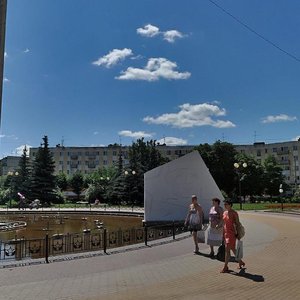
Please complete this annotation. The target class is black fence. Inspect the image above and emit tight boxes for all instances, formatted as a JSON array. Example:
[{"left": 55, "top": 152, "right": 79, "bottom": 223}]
[{"left": 0, "top": 222, "right": 186, "bottom": 263}]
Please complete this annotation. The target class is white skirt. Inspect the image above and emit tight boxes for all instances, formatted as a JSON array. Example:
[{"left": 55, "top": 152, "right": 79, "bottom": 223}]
[{"left": 207, "top": 225, "right": 223, "bottom": 246}]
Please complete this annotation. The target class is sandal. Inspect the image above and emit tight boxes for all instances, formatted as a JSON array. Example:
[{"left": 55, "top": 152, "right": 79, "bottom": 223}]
[{"left": 220, "top": 266, "right": 229, "bottom": 273}]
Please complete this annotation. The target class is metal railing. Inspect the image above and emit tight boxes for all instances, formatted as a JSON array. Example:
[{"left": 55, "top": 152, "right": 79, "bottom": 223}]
[{"left": 0, "top": 222, "right": 186, "bottom": 263}]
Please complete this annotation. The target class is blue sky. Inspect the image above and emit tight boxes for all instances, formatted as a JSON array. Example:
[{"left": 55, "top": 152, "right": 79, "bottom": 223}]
[{"left": 1, "top": 0, "right": 300, "bottom": 157}]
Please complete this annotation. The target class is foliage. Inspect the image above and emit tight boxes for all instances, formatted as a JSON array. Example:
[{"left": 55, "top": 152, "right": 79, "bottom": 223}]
[
  {"left": 263, "top": 155, "right": 285, "bottom": 197},
  {"left": 55, "top": 172, "right": 68, "bottom": 191},
  {"left": 234, "top": 153, "right": 265, "bottom": 198},
  {"left": 0, "top": 188, "right": 11, "bottom": 205},
  {"left": 15, "top": 146, "right": 31, "bottom": 198},
  {"left": 127, "top": 139, "right": 167, "bottom": 206},
  {"left": 30, "top": 136, "right": 57, "bottom": 204},
  {"left": 194, "top": 141, "right": 238, "bottom": 196},
  {"left": 69, "top": 172, "right": 84, "bottom": 201},
  {"left": 84, "top": 167, "right": 116, "bottom": 203}
]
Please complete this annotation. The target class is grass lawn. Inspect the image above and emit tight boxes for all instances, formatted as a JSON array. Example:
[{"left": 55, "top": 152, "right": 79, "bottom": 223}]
[{"left": 233, "top": 202, "right": 300, "bottom": 211}]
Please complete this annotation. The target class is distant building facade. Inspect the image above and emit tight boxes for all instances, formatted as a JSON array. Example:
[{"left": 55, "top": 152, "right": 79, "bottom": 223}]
[
  {"left": 2, "top": 140, "right": 299, "bottom": 187},
  {"left": 235, "top": 140, "right": 300, "bottom": 187},
  {"left": 0, "top": 156, "right": 21, "bottom": 176},
  {"left": 28, "top": 145, "right": 195, "bottom": 176}
]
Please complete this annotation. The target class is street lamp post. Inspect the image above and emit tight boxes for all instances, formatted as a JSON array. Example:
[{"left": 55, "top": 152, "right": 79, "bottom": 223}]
[
  {"left": 234, "top": 162, "right": 247, "bottom": 210},
  {"left": 279, "top": 184, "right": 284, "bottom": 211}
]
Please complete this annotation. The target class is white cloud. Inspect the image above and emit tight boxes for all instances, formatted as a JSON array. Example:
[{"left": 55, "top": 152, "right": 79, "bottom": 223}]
[
  {"left": 23, "top": 48, "right": 30, "bottom": 53},
  {"left": 116, "top": 58, "right": 191, "bottom": 81},
  {"left": 4, "top": 52, "right": 7, "bottom": 58},
  {"left": 92, "top": 48, "right": 133, "bottom": 68},
  {"left": 294, "top": 136, "right": 300, "bottom": 141},
  {"left": 118, "top": 130, "right": 154, "bottom": 139},
  {"left": 137, "top": 24, "right": 160, "bottom": 37},
  {"left": 93, "top": 131, "right": 99, "bottom": 135},
  {"left": 157, "top": 136, "right": 188, "bottom": 146},
  {"left": 163, "top": 30, "right": 184, "bottom": 43},
  {"left": 143, "top": 103, "right": 236, "bottom": 128},
  {"left": 262, "top": 114, "right": 297, "bottom": 124},
  {"left": 3, "top": 77, "right": 10, "bottom": 82},
  {"left": 14, "top": 144, "right": 31, "bottom": 156},
  {"left": 137, "top": 24, "right": 185, "bottom": 43},
  {"left": 0, "top": 134, "right": 18, "bottom": 140}
]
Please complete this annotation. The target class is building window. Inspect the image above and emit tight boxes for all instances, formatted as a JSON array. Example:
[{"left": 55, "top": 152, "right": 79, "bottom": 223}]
[
  {"left": 272, "top": 148, "right": 277, "bottom": 153},
  {"left": 257, "top": 150, "right": 261, "bottom": 157},
  {"left": 294, "top": 156, "right": 298, "bottom": 161},
  {"left": 293, "top": 146, "right": 298, "bottom": 150},
  {"left": 265, "top": 149, "right": 268, "bottom": 154}
]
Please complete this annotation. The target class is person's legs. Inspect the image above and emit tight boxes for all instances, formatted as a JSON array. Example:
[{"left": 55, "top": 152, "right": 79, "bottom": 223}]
[
  {"left": 232, "top": 244, "right": 245, "bottom": 268},
  {"left": 209, "top": 245, "right": 214, "bottom": 256},
  {"left": 221, "top": 244, "right": 230, "bottom": 272},
  {"left": 192, "top": 231, "right": 199, "bottom": 252}
]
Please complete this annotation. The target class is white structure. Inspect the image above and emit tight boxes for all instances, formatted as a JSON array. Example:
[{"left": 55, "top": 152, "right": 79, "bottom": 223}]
[{"left": 144, "top": 151, "right": 224, "bottom": 223}]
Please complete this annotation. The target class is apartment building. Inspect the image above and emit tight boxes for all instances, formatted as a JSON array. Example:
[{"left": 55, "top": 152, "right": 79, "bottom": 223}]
[
  {"left": 3, "top": 141, "right": 299, "bottom": 187},
  {"left": 28, "top": 145, "right": 195, "bottom": 176},
  {"left": 0, "top": 156, "right": 21, "bottom": 176},
  {"left": 235, "top": 140, "right": 300, "bottom": 186}
]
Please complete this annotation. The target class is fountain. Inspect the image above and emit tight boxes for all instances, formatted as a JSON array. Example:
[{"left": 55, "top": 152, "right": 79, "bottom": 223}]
[{"left": 0, "top": 221, "right": 27, "bottom": 231}]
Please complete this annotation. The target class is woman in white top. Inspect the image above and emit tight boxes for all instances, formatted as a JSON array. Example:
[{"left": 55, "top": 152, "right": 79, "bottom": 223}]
[
  {"left": 207, "top": 198, "right": 224, "bottom": 257},
  {"left": 184, "top": 195, "right": 204, "bottom": 253}
]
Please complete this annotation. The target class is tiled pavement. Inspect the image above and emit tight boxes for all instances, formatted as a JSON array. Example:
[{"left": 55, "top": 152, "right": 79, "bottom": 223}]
[{"left": 0, "top": 211, "right": 299, "bottom": 300}]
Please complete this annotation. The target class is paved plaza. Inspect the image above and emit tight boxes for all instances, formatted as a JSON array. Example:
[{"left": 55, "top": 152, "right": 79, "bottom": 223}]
[{"left": 0, "top": 211, "right": 300, "bottom": 300}]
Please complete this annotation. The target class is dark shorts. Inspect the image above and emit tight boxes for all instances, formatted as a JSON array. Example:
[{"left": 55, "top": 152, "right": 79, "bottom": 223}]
[{"left": 189, "top": 224, "right": 202, "bottom": 232}]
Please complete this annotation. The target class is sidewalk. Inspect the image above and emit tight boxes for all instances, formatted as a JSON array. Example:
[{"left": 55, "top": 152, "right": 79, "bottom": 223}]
[{"left": 0, "top": 212, "right": 299, "bottom": 300}]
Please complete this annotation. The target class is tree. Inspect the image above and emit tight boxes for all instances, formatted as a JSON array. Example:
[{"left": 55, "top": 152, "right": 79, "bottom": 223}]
[
  {"left": 107, "top": 147, "right": 127, "bottom": 205},
  {"left": 55, "top": 172, "right": 68, "bottom": 191},
  {"left": 127, "top": 138, "right": 167, "bottom": 206},
  {"left": 69, "top": 172, "right": 84, "bottom": 201},
  {"left": 234, "top": 153, "right": 265, "bottom": 200},
  {"left": 195, "top": 141, "right": 238, "bottom": 196},
  {"left": 30, "top": 136, "right": 57, "bottom": 204},
  {"left": 83, "top": 165, "right": 118, "bottom": 204},
  {"left": 263, "top": 155, "right": 285, "bottom": 198},
  {"left": 15, "top": 146, "right": 31, "bottom": 198}
]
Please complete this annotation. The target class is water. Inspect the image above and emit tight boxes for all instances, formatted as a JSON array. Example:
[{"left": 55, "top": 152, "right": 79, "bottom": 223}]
[{"left": 0, "top": 213, "right": 142, "bottom": 241}]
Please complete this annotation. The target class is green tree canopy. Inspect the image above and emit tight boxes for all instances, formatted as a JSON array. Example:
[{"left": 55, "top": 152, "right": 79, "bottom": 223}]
[
  {"left": 195, "top": 141, "right": 238, "bottom": 196},
  {"left": 263, "top": 155, "right": 285, "bottom": 197}
]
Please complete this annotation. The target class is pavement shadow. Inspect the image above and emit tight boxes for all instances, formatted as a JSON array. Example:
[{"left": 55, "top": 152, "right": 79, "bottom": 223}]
[
  {"left": 196, "top": 252, "right": 237, "bottom": 262},
  {"left": 195, "top": 252, "right": 215, "bottom": 259},
  {"left": 228, "top": 268, "right": 265, "bottom": 282}
]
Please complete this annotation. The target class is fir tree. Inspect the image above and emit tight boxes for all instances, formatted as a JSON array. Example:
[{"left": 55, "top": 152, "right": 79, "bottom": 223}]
[
  {"left": 15, "top": 146, "right": 31, "bottom": 199},
  {"left": 30, "top": 136, "right": 56, "bottom": 204}
]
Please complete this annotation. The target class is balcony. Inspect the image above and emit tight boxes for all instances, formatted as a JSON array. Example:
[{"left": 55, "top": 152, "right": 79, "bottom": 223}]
[{"left": 277, "top": 150, "right": 290, "bottom": 155}]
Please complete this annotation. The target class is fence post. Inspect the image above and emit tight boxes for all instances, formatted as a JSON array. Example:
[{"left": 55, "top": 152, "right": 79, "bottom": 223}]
[
  {"left": 144, "top": 225, "right": 148, "bottom": 246},
  {"left": 172, "top": 221, "right": 175, "bottom": 240},
  {"left": 103, "top": 229, "right": 107, "bottom": 254},
  {"left": 45, "top": 234, "right": 49, "bottom": 264}
]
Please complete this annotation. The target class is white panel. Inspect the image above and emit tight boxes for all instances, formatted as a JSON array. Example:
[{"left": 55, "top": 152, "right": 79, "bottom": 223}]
[{"left": 144, "top": 151, "right": 224, "bottom": 222}]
